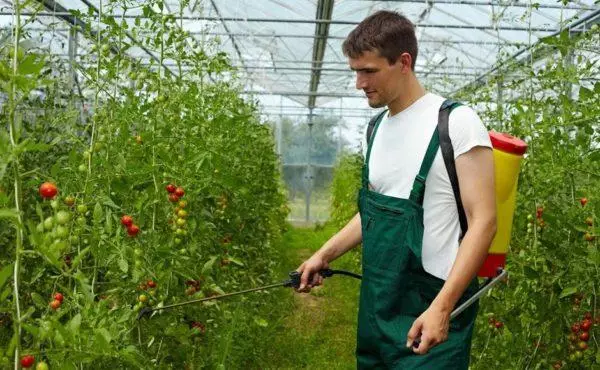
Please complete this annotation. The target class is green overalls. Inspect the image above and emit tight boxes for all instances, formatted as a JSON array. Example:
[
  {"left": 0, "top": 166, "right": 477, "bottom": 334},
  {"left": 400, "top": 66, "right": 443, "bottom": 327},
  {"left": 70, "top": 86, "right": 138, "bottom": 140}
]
[{"left": 356, "top": 104, "right": 480, "bottom": 369}]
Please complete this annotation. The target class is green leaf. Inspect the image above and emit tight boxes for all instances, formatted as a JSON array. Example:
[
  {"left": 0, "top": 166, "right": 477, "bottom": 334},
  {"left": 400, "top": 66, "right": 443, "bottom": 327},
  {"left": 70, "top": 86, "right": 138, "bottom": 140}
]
[
  {"left": 254, "top": 318, "right": 268, "bottom": 327},
  {"left": 0, "top": 208, "right": 19, "bottom": 223},
  {"left": 0, "top": 263, "right": 14, "bottom": 290},
  {"left": 227, "top": 257, "right": 244, "bottom": 267},
  {"left": 118, "top": 257, "right": 128, "bottom": 273},
  {"left": 202, "top": 256, "right": 217, "bottom": 274},
  {"left": 30, "top": 292, "right": 46, "bottom": 309},
  {"left": 93, "top": 202, "right": 103, "bottom": 225},
  {"left": 68, "top": 313, "right": 82, "bottom": 334},
  {"left": 559, "top": 287, "right": 577, "bottom": 299}
]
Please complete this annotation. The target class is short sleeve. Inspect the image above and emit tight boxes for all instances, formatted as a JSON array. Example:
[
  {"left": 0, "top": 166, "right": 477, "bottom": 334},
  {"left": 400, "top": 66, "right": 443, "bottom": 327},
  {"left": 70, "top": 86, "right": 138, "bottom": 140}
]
[{"left": 448, "top": 105, "right": 492, "bottom": 159}]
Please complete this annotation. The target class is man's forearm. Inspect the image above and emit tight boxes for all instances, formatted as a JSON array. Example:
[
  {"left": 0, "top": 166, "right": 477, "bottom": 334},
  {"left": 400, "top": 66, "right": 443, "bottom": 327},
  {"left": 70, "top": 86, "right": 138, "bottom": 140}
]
[
  {"left": 432, "top": 217, "right": 497, "bottom": 314},
  {"left": 316, "top": 212, "right": 363, "bottom": 263}
]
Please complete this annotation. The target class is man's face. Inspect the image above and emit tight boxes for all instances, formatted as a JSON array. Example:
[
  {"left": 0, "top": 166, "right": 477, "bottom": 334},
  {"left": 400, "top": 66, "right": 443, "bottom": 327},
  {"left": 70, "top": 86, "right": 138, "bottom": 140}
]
[{"left": 348, "top": 50, "right": 406, "bottom": 108}]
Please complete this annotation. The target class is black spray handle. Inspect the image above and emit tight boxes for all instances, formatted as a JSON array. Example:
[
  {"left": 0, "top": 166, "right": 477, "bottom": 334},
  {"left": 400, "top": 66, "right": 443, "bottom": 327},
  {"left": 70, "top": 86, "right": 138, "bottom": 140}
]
[{"left": 285, "top": 269, "right": 335, "bottom": 289}]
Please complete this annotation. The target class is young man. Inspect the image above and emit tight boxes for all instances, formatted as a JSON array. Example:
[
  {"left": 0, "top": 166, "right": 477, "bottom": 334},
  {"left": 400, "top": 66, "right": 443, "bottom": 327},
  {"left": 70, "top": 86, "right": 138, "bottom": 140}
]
[{"left": 295, "top": 10, "right": 497, "bottom": 369}]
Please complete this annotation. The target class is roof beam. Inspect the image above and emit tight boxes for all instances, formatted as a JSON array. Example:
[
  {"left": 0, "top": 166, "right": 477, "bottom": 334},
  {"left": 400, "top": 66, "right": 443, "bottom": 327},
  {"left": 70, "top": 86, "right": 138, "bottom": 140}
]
[
  {"left": 308, "top": 0, "right": 335, "bottom": 109},
  {"left": 7, "top": 12, "right": 561, "bottom": 32},
  {"left": 364, "top": 0, "right": 595, "bottom": 10},
  {"left": 455, "top": 7, "right": 600, "bottom": 94}
]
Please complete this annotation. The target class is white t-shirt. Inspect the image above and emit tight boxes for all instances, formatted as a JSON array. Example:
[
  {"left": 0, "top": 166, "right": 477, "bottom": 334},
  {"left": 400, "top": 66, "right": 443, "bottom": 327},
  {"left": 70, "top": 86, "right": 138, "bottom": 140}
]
[{"left": 361, "top": 92, "right": 492, "bottom": 280}]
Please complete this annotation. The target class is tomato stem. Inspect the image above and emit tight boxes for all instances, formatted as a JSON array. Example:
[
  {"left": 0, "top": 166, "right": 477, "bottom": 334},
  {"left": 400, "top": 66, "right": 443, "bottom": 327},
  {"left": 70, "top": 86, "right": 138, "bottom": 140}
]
[{"left": 9, "top": 2, "right": 24, "bottom": 369}]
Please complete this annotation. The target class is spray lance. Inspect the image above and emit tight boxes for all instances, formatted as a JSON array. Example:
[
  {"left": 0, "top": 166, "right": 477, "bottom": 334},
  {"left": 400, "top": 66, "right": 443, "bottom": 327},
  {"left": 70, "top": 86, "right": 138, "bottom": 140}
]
[{"left": 136, "top": 268, "right": 507, "bottom": 329}]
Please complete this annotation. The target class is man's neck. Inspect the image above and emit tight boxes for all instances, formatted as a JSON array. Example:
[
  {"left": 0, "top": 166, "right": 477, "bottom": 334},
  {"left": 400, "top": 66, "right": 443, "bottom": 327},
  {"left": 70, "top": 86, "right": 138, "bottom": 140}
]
[{"left": 387, "top": 76, "right": 426, "bottom": 116}]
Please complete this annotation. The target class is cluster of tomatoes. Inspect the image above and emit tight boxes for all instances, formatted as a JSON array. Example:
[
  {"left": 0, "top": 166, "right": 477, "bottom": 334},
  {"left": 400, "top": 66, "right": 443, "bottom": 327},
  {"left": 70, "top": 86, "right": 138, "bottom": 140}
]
[
  {"left": 49, "top": 292, "right": 64, "bottom": 311},
  {"left": 563, "top": 310, "right": 596, "bottom": 364},
  {"left": 37, "top": 183, "right": 79, "bottom": 256},
  {"left": 120, "top": 214, "right": 140, "bottom": 237},
  {"left": 487, "top": 316, "right": 504, "bottom": 330},
  {"left": 184, "top": 279, "right": 202, "bottom": 296},
  {"left": 20, "top": 354, "right": 49, "bottom": 369},
  {"left": 527, "top": 206, "right": 546, "bottom": 233},
  {"left": 166, "top": 183, "right": 185, "bottom": 203},
  {"left": 166, "top": 183, "right": 189, "bottom": 251},
  {"left": 133, "top": 279, "right": 158, "bottom": 312}
]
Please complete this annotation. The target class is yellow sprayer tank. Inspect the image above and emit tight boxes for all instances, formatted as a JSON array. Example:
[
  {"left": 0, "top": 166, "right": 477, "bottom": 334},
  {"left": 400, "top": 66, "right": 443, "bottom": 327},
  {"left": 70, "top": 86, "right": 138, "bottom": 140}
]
[{"left": 478, "top": 131, "right": 528, "bottom": 278}]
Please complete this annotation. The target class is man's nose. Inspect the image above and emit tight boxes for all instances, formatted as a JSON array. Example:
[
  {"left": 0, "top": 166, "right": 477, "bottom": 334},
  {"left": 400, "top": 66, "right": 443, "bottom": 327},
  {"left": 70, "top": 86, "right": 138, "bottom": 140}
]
[{"left": 355, "top": 73, "right": 367, "bottom": 90}]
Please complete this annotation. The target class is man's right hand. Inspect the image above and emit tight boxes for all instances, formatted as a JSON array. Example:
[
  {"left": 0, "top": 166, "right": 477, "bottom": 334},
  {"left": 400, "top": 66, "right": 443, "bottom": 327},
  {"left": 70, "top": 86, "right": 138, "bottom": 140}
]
[{"left": 295, "top": 254, "right": 329, "bottom": 293}]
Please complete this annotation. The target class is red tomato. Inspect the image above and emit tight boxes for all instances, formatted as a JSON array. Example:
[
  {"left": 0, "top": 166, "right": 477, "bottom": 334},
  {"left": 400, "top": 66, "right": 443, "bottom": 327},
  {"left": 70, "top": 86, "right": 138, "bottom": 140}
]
[
  {"left": 20, "top": 355, "right": 35, "bottom": 368},
  {"left": 39, "top": 182, "right": 58, "bottom": 199},
  {"left": 579, "top": 331, "right": 590, "bottom": 341},
  {"left": 571, "top": 323, "right": 580, "bottom": 333},
  {"left": 127, "top": 224, "right": 140, "bottom": 237},
  {"left": 54, "top": 293, "right": 64, "bottom": 302},
  {"left": 121, "top": 215, "right": 133, "bottom": 227},
  {"left": 175, "top": 187, "right": 185, "bottom": 197},
  {"left": 581, "top": 319, "right": 592, "bottom": 332},
  {"left": 49, "top": 299, "right": 61, "bottom": 310},
  {"left": 166, "top": 184, "right": 176, "bottom": 193},
  {"left": 147, "top": 280, "right": 156, "bottom": 288},
  {"left": 169, "top": 194, "right": 179, "bottom": 203},
  {"left": 580, "top": 197, "right": 588, "bottom": 207}
]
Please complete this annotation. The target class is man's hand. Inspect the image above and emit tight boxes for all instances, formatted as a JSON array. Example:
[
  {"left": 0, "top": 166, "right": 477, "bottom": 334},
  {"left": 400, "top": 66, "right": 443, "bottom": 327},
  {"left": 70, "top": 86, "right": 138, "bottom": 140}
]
[
  {"left": 406, "top": 304, "right": 451, "bottom": 355},
  {"left": 295, "top": 254, "right": 329, "bottom": 293}
]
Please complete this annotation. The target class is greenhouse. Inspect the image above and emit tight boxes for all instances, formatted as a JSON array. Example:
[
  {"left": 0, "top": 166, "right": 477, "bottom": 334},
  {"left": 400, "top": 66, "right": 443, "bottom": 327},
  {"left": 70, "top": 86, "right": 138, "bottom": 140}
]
[{"left": 0, "top": 0, "right": 599, "bottom": 369}]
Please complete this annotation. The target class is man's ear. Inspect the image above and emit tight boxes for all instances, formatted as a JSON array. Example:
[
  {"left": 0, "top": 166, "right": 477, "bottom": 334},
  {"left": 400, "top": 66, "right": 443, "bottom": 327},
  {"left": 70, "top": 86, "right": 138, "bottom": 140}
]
[{"left": 399, "top": 53, "right": 413, "bottom": 73}]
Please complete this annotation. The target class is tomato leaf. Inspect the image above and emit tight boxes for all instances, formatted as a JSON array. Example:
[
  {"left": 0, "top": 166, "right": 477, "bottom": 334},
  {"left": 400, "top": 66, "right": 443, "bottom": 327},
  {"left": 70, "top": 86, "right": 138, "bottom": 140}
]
[
  {"left": 559, "top": 287, "right": 577, "bottom": 299},
  {"left": 67, "top": 313, "right": 82, "bottom": 334},
  {"left": 93, "top": 202, "right": 103, "bottom": 225},
  {"left": 227, "top": 257, "right": 244, "bottom": 267},
  {"left": 118, "top": 257, "right": 129, "bottom": 273},
  {"left": 0, "top": 263, "right": 14, "bottom": 291},
  {"left": 202, "top": 256, "right": 217, "bottom": 274}
]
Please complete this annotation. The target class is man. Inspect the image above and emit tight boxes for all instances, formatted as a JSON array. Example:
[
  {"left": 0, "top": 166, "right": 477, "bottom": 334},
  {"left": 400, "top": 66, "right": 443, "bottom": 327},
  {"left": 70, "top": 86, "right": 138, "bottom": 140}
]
[{"left": 295, "top": 10, "right": 497, "bottom": 369}]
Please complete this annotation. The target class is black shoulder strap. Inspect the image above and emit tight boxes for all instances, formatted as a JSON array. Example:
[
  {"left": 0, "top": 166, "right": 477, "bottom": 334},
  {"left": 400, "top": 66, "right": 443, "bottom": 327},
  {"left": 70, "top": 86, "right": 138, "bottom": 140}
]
[
  {"left": 438, "top": 99, "right": 468, "bottom": 240},
  {"left": 366, "top": 110, "right": 388, "bottom": 146}
]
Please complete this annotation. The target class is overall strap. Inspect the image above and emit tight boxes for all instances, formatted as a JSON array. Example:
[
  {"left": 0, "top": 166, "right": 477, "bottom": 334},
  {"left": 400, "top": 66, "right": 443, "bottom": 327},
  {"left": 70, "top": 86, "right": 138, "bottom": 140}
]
[
  {"left": 362, "top": 109, "right": 388, "bottom": 188},
  {"left": 437, "top": 99, "right": 468, "bottom": 239},
  {"left": 409, "top": 128, "right": 440, "bottom": 205}
]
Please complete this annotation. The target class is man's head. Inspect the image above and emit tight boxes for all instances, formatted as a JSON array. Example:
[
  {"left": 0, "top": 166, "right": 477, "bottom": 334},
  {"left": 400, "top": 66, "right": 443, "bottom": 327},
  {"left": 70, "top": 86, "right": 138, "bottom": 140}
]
[{"left": 342, "top": 11, "right": 418, "bottom": 108}]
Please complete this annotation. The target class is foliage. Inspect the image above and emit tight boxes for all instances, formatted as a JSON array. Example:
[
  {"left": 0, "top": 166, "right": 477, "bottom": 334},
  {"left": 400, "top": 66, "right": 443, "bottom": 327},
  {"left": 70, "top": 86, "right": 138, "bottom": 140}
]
[{"left": 0, "top": 1, "right": 288, "bottom": 368}]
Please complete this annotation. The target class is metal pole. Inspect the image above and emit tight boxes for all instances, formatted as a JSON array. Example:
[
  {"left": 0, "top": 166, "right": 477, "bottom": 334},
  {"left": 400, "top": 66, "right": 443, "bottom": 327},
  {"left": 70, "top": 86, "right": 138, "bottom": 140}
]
[{"left": 306, "top": 109, "right": 314, "bottom": 223}]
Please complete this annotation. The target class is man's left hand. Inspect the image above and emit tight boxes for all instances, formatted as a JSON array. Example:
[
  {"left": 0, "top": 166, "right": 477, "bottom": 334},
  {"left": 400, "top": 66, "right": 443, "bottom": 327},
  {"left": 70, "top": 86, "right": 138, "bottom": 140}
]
[{"left": 406, "top": 304, "right": 451, "bottom": 355}]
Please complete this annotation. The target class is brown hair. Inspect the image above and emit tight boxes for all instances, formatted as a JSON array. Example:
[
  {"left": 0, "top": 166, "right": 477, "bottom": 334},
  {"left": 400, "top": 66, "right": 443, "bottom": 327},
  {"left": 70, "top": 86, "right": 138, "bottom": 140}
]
[{"left": 342, "top": 10, "right": 418, "bottom": 70}]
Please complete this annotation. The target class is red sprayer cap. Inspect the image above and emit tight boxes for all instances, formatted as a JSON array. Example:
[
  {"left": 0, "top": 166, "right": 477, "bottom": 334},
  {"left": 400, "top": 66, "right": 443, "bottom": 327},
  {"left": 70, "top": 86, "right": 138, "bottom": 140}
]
[{"left": 489, "top": 131, "right": 528, "bottom": 155}]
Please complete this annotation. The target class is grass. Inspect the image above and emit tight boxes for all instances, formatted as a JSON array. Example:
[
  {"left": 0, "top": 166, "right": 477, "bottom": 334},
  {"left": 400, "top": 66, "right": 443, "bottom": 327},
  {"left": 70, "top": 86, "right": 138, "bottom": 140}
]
[{"left": 235, "top": 223, "right": 361, "bottom": 369}]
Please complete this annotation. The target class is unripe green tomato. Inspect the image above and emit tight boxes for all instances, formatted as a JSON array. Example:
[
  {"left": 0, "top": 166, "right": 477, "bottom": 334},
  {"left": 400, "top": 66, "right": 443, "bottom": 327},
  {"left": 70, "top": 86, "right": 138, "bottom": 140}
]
[
  {"left": 527, "top": 214, "right": 533, "bottom": 221},
  {"left": 177, "top": 209, "right": 188, "bottom": 218},
  {"left": 129, "top": 72, "right": 137, "bottom": 80},
  {"left": 50, "top": 199, "right": 59, "bottom": 209},
  {"left": 134, "top": 248, "right": 143, "bottom": 256},
  {"left": 174, "top": 238, "right": 182, "bottom": 245},
  {"left": 176, "top": 218, "right": 186, "bottom": 226},
  {"left": 52, "top": 239, "right": 68, "bottom": 251},
  {"left": 55, "top": 211, "right": 71, "bottom": 225},
  {"left": 138, "top": 294, "right": 148, "bottom": 303},
  {"left": 77, "top": 204, "right": 87, "bottom": 213},
  {"left": 55, "top": 226, "right": 69, "bottom": 238},
  {"left": 76, "top": 216, "right": 86, "bottom": 226},
  {"left": 69, "top": 235, "right": 79, "bottom": 244},
  {"left": 179, "top": 248, "right": 187, "bottom": 254},
  {"left": 36, "top": 223, "right": 45, "bottom": 233},
  {"left": 135, "top": 259, "right": 142, "bottom": 267},
  {"left": 78, "top": 164, "right": 87, "bottom": 173},
  {"left": 176, "top": 228, "right": 185, "bottom": 236},
  {"left": 36, "top": 361, "right": 50, "bottom": 370},
  {"left": 83, "top": 150, "right": 91, "bottom": 159},
  {"left": 44, "top": 216, "right": 55, "bottom": 230}
]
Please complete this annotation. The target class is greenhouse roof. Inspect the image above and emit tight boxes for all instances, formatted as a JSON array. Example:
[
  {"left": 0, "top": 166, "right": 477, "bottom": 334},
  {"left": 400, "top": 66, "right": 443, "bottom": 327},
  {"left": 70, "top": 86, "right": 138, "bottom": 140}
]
[{"left": 1, "top": 0, "right": 599, "bottom": 118}]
